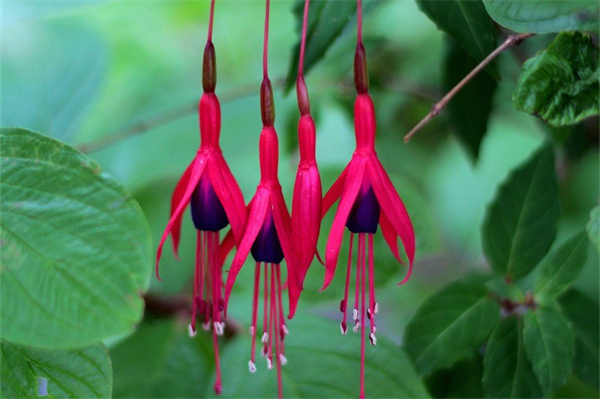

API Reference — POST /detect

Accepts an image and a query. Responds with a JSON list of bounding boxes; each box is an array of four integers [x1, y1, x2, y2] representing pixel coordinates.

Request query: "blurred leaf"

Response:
[[523, 305, 575, 396], [110, 319, 215, 398], [513, 32, 599, 128], [534, 231, 589, 300], [1, 21, 106, 142], [404, 276, 500, 376], [485, 278, 525, 302], [285, 0, 356, 92], [0, 340, 112, 399], [482, 0, 599, 34], [443, 39, 498, 160], [560, 290, 599, 390], [587, 206, 600, 253], [482, 316, 543, 398], [211, 315, 429, 398], [416, 0, 498, 78], [481, 144, 560, 280], [425, 353, 484, 398], [0, 128, 152, 348]]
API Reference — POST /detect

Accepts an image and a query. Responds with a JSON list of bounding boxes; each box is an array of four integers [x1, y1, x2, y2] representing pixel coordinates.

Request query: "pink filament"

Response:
[[359, 233, 367, 399], [250, 262, 261, 365], [368, 233, 376, 338], [341, 233, 355, 333]]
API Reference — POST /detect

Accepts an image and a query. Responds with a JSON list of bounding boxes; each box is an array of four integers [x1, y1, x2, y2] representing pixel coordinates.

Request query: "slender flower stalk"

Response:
[[224, 2, 292, 397], [155, 2, 247, 394], [289, 0, 322, 318], [321, 1, 415, 397]]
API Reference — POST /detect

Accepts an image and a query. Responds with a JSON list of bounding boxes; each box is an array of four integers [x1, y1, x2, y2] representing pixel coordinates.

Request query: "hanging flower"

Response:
[[321, 42, 415, 399], [155, 40, 247, 395], [224, 78, 294, 399]]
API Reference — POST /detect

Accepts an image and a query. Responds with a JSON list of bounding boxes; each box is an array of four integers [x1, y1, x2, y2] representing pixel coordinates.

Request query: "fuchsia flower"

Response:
[[224, 78, 294, 398], [321, 42, 415, 398], [155, 40, 247, 395], [289, 0, 322, 318]]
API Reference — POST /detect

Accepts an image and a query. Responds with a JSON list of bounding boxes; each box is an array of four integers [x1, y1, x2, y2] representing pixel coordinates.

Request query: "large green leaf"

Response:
[[404, 276, 500, 376], [212, 316, 429, 398], [443, 39, 497, 160], [513, 32, 599, 128], [523, 306, 575, 396], [482, 0, 599, 34], [0, 341, 112, 398], [587, 206, 600, 254], [425, 354, 484, 398], [0, 128, 152, 348], [285, 0, 357, 92], [110, 319, 215, 398], [534, 231, 589, 300], [416, 0, 497, 74], [481, 144, 560, 280], [560, 290, 599, 390], [482, 316, 543, 398]]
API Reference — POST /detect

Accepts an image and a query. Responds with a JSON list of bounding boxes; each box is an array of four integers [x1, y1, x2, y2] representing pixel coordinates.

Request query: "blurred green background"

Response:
[[2, 1, 598, 397]]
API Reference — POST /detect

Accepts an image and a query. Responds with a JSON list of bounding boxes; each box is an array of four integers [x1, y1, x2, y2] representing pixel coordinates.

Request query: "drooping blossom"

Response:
[[289, 0, 322, 319], [155, 37, 247, 395], [321, 40, 416, 398]]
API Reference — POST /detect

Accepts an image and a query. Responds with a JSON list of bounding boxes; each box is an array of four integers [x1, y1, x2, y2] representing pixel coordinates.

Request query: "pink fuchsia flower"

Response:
[[224, 78, 295, 398], [321, 43, 415, 398], [155, 41, 247, 395]]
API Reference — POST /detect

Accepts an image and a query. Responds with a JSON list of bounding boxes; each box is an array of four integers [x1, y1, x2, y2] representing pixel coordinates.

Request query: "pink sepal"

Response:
[[169, 159, 195, 259]]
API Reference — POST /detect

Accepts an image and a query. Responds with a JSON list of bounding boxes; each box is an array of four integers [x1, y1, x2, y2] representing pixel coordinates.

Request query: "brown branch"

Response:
[[404, 32, 535, 143], [77, 83, 258, 154]]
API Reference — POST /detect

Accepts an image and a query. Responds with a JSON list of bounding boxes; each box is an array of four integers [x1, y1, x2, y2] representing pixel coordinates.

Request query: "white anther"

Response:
[[281, 324, 289, 335], [369, 332, 377, 346], [188, 324, 197, 337], [202, 321, 211, 331], [353, 322, 360, 333], [340, 323, 347, 335], [248, 361, 257, 373], [249, 325, 255, 335], [267, 357, 273, 369], [374, 302, 379, 314], [261, 346, 268, 357], [214, 322, 225, 336], [261, 332, 269, 343], [353, 308, 359, 321], [373, 326, 377, 333], [279, 354, 287, 366]]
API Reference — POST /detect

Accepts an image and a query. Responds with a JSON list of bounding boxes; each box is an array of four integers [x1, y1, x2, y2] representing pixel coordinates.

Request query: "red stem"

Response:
[[357, 0, 363, 46], [263, 0, 271, 79], [207, 0, 216, 42], [298, 0, 310, 76]]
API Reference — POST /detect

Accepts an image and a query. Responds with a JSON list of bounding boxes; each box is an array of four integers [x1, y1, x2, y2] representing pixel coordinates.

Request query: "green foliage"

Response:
[[443, 40, 497, 160], [404, 276, 500, 376], [285, 0, 357, 92], [523, 306, 575, 396], [560, 290, 600, 390], [0, 341, 112, 398], [0, 128, 152, 348], [482, 317, 543, 398], [482, 0, 600, 33], [587, 206, 600, 253], [513, 32, 600, 128], [416, 0, 497, 76], [481, 144, 560, 280], [534, 231, 589, 301]]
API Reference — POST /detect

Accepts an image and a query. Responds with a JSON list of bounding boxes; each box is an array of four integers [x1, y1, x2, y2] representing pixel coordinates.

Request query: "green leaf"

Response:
[[481, 144, 560, 280], [523, 306, 575, 396], [482, 316, 543, 398], [513, 32, 600, 128], [404, 276, 500, 376], [485, 277, 525, 302], [285, 0, 357, 92], [416, 0, 498, 77], [443, 39, 498, 160], [425, 354, 484, 398], [110, 319, 215, 398], [560, 290, 599, 390], [0, 341, 112, 398], [0, 128, 152, 348], [482, 0, 599, 34], [213, 316, 429, 398], [587, 206, 600, 254], [534, 231, 589, 300]]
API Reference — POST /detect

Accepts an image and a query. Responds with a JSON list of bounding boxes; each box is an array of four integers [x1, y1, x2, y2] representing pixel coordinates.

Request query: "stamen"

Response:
[[202, 321, 211, 331], [214, 321, 225, 336], [267, 357, 274, 369], [250, 262, 261, 366], [359, 233, 367, 399], [369, 332, 377, 346], [340, 322, 347, 335], [248, 361, 257, 373], [353, 322, 360, 333], [341, 233, 354, 333], [368, 234, 377, 336], [279, 354, 287, 366], [261, 332, 269, 343], [188, 324, 197, 337], [353, 308, 359, 321]]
